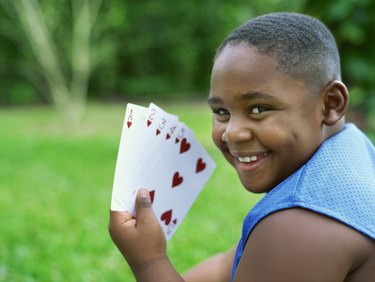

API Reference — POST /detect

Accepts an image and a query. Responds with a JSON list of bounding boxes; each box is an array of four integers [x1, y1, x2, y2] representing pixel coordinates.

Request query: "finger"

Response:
[[136, 188, 157, 224], [109, 210, 133, 234], [110, 210, 133, 224]]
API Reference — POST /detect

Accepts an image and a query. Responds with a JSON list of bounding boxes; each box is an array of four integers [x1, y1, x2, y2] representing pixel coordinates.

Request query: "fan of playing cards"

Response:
[[111, 103, 216, 240]]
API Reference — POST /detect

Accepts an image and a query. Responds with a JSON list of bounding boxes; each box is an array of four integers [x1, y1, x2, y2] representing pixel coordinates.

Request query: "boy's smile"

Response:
[[208, 44, 326, 193]]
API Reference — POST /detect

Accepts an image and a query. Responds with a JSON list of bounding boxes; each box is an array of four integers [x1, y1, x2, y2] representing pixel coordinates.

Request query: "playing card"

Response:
[[111, 103, 149, 211], [138, 103, 180, 168], [134, 124, 216, 240], [112, 103, 180, 210], [123, 103, 180, 204], [123, 110, 182, 213], [111, 103, 216, 240]]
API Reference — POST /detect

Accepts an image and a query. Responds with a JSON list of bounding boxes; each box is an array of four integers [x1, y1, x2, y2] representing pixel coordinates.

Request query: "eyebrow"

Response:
[[207, 96, 223, 104], [207, 91, 276, 104], [241, 91, 275, 101]]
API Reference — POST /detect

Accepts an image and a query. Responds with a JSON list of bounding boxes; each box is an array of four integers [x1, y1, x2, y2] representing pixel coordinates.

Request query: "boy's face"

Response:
[[208, 44, 325, 193]]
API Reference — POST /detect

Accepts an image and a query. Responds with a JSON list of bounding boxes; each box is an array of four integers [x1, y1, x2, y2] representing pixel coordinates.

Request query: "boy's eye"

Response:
[[250, 106, 268, 114], [212, 108, 229, 116]]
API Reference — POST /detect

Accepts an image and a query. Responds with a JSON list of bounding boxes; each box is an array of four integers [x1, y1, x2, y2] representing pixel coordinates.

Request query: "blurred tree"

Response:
[[2, 0, 373, 131], [89, 0, 303, 100], [0, 0, 303, 105], [0, 0, 102, 121]]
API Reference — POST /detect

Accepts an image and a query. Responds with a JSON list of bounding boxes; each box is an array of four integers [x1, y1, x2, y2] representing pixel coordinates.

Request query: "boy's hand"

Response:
[[109, 188, 167, 275]]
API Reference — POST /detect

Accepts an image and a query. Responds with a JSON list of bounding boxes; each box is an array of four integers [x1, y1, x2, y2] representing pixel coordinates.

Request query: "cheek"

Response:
[[261, 123, 320, 168], [211, 120, 223, 147], [258, 125, 296, 151], [212, 127, 223, 149]]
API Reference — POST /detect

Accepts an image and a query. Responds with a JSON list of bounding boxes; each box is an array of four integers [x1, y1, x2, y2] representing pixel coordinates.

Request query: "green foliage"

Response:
[[89, 0, 303, 99], [0, 0, 374, 128], [303, 0, 375, 130], [0, 0, 302, 103]]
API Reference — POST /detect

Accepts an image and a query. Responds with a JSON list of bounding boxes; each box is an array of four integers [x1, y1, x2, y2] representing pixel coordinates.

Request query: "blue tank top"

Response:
[[231, 124, 375, 281]]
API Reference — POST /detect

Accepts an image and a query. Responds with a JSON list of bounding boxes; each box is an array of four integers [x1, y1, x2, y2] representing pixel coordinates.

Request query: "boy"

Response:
[[109, 13, 375, 281]]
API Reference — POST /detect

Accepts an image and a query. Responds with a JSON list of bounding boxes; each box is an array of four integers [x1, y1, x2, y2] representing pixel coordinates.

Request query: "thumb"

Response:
[[135, 188, 157, 223]]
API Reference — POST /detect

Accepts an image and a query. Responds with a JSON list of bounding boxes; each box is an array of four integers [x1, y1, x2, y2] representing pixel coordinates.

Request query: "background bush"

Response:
[[1, 0, 374, 125]]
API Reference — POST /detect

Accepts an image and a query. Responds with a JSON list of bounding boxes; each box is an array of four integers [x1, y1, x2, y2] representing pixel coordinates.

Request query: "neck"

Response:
[[322, 118, 345, 141]]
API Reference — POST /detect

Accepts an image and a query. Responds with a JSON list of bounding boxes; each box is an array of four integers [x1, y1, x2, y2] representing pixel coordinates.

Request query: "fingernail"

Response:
[[139, 188, 149, 198]]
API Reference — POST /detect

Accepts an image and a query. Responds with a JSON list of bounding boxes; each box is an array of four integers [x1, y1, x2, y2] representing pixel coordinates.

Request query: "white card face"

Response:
[[134, 125, 216, 240], [111, 103, 216, 240], [125, 121, 188, 213], [123, 103, 180, 204], [138, 103, 180, 170], [111, 103, 149, 211]]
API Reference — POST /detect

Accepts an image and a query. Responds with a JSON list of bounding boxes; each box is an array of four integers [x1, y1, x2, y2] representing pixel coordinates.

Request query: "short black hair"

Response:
[[216, 12, 341, 92]]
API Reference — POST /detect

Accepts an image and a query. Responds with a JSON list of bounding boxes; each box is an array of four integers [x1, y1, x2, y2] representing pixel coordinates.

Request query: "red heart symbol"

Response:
[[196, 158, 206, 173], [160, 209, 172, 225], [149, 190, 155, 204], [172, 172, 183, 188], [166, 133, 171, 140], [127, 121, 132, 128], [175, 138, 180, 144], [156, 129, 161, 135], [147, 120, 152, 127], [180, 138, 191, 154], [173, 219, 178, 225]]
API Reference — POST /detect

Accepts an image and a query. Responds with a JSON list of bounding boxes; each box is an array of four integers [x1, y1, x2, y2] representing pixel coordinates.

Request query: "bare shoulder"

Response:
[[234, 208, 375, 282]]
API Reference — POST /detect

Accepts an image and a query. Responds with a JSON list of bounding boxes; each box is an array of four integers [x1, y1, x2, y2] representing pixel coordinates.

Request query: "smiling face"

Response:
[[209, 44, 326, 193]]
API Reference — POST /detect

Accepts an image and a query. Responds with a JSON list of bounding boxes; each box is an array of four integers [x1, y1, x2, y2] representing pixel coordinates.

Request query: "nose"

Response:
[[224, 117, 252, 144]]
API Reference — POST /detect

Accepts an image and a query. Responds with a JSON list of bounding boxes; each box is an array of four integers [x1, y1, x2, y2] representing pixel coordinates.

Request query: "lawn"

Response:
[[0, 101, 260, 281]]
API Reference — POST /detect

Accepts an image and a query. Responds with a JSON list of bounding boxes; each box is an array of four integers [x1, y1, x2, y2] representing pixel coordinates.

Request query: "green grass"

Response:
[[0, 102, 261, 281]]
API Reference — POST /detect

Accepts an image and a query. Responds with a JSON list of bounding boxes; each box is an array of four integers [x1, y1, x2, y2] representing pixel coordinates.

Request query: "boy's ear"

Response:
[[321, 80, 349, 126]]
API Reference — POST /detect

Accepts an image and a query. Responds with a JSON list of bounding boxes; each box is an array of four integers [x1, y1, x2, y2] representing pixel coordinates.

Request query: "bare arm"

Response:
[[234, 208, 368, 281], [183, 246, 237, 282]]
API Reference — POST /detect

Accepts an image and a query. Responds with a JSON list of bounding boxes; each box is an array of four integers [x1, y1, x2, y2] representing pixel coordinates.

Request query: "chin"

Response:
[[239, 178, 271, 194]]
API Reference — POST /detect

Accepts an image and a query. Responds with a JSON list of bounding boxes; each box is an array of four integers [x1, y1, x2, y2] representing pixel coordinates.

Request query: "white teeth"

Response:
[[238, 157, 251, 163], [237, 153, 267, 163], [238, 156, 258, 163]]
